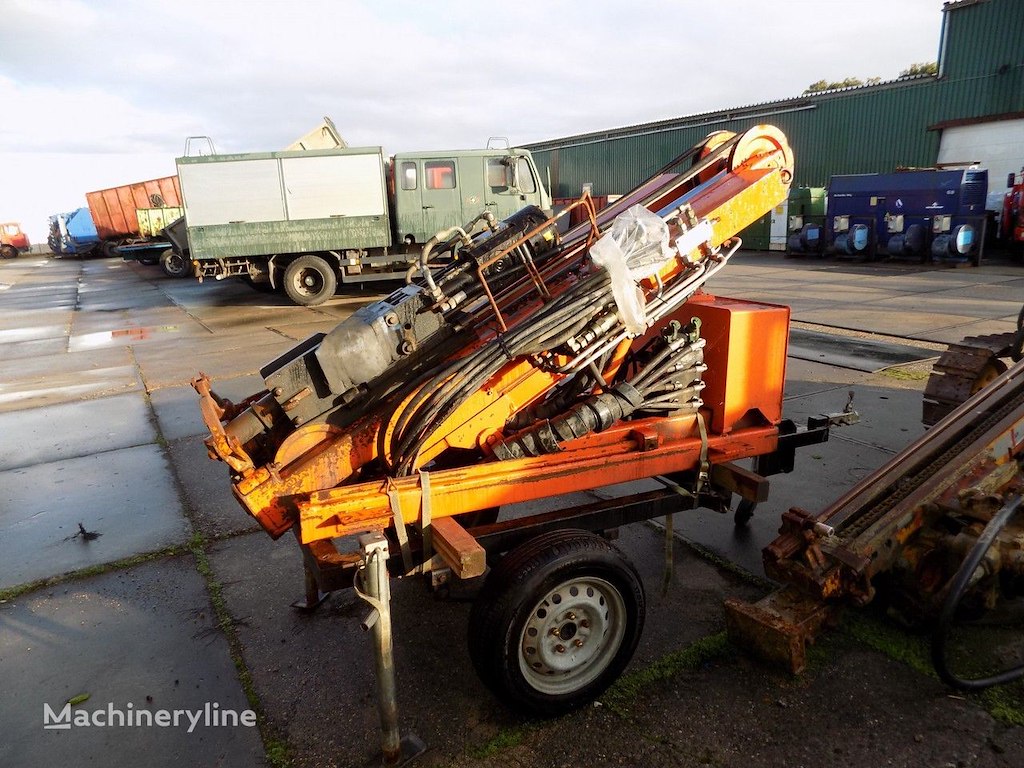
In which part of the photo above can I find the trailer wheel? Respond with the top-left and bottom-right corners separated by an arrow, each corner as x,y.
283,255 -> 337,306
468,530 -> 644,716
160,249 -> 191,278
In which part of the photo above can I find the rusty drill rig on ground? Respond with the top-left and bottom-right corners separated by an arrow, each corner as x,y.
922,303 -> 1024,426
728,352 -> 1024,690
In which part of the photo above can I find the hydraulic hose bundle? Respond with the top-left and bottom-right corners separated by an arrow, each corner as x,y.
384,224 -> 728,475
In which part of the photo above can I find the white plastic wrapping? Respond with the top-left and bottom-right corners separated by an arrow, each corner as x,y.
589,204 -> 675,336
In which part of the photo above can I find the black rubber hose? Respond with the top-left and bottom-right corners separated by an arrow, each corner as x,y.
931,495 -> 1024,691
390,348 -> 502,470
393,283 -> 607,461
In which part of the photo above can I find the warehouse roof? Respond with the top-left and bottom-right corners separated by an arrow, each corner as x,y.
525,74 -> 935,152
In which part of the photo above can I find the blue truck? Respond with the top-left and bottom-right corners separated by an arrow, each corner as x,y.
826,168 -> 988,265
48,207 -> 101,256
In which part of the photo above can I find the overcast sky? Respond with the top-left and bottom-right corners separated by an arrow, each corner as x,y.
1,0 -> 945,245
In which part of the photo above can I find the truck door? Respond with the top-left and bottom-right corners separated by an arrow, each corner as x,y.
483,153 -> 540,221
418,158 -> 462,242
393,156 -> 465,244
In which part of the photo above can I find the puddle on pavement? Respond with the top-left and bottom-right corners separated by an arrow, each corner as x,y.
69,325 -> 181,351
0,367 -> 140,407
0,326 -> 67,343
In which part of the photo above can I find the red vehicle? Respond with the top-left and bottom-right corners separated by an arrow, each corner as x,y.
1,222 -> 30,259
1002,169 -> 1024,253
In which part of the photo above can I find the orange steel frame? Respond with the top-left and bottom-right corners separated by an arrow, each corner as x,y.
220,293 -> 790,545
297,297 -> 790,543
198,126 -> 795,553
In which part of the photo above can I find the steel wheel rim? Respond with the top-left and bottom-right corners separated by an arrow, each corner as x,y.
295,268 -> 324,295
518,576 -> 627,695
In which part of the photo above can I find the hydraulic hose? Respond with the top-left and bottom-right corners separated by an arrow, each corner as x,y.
931,495 -> 1024,691
390,280 -> 613,469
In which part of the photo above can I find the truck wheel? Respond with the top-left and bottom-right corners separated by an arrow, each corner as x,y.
243,276 -> 277,294
0,245 -> 16,259
101,240 -> 120,259
283,255 -> 337,306
467,530 -> 645,716
160,249 -> 191,278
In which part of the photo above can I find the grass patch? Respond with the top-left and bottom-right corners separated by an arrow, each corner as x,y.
839,611 -> 935,678
602,631 -> 733,712
265,738 -> 291,767
879,367 -> 930,381
469,726 -> 528,759
982,685 -> 1024,727
840,610 -> 1024,727
185,532 -> 291,767
463,633 -> 735,759
0,545 -> 186,603
143,379 -> 293,768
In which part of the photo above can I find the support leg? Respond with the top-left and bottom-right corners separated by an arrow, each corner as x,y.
356,532 -> 425,766
290,563 -> 329,613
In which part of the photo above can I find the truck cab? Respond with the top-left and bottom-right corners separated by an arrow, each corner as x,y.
392,149 -> 550,245
0,222 -> 30,259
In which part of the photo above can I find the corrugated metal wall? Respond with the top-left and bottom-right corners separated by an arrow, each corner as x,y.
528,0 -> 1023,203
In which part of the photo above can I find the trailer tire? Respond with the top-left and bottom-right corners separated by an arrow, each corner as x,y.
283,255 -> 337,306
467,529 -> 644,716
160,249 -> 191,278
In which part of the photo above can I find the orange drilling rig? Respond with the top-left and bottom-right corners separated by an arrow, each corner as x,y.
195,124 -> 853,759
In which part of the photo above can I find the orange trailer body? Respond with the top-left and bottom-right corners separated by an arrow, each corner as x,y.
85,175 -> 182,240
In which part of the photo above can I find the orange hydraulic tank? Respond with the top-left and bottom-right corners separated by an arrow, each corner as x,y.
685,293 -> 789,434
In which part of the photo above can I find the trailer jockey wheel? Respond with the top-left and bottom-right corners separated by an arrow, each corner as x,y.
468,530 -> 645,716
734,499 -> 757,527
284,255 -> 337,306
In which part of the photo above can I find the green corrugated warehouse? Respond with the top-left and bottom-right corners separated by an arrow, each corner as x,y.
526,0 -> 1024,250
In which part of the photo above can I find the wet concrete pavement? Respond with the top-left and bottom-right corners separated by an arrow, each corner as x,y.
1,252 -> 1022,767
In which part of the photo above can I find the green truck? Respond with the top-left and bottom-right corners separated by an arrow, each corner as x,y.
171,144 -> 551,305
